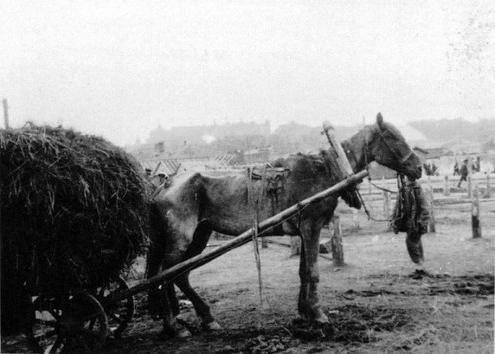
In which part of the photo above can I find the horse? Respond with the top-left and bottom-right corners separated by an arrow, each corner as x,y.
146,113 -> 423,338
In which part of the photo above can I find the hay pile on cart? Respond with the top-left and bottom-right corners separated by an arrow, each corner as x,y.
0,124 -> 149,335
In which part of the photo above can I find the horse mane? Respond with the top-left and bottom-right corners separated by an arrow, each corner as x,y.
273,150 -> 361,209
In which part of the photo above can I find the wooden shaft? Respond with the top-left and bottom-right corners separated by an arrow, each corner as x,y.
322,123 -> 353,176
108,169 -> 369,303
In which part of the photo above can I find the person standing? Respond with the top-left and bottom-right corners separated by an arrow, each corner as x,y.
453,161 -> 460,176
457,159 -> 469,188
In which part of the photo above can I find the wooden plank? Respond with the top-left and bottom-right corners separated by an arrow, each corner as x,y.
108,169 -> 369,303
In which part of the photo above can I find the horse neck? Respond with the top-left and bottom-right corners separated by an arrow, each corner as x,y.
341,127 -> 374,173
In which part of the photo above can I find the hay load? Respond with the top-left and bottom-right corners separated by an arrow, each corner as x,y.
0,124 -> 149,334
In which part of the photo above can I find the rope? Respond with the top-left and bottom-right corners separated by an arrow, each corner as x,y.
367,180 -> 398,194
356,174 -> 404,223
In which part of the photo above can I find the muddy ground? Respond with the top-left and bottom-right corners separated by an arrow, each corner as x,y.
2,195 -> 494,353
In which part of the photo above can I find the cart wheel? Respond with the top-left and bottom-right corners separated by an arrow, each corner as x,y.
96,276 -> 134,338
29,292 -> 108,353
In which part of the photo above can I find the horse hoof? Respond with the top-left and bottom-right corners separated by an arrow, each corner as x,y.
203,321 -> 222,331
176,327 -> 192,339
314,312 -> 329,324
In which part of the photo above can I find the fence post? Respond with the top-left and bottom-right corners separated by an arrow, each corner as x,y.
467,175 -> 472,198
485,174 -> 491,198
261,238 -> 268,248
444,175 -> 450,196
330,215 -> 344,266
426,186 -> 436,233
352,208 -> 360,231
290,237 -> 301,256
472,184 -> 482,238
383,191 -> 391,230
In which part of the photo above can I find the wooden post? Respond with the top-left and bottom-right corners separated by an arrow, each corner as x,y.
485,174 -> 491,198
352,208 -> 360,231
467,175 -> 472,198
426,186 -> 436,233
2,98 -> 9,129
444,175 -> 450,196
330,215 -> 344,266
261,237 -> 268,248
472,184 -> 482,238
383,191 -> 390,230
290,237 -> 301,256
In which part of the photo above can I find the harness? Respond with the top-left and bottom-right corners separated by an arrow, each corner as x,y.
247,166 -> 290,217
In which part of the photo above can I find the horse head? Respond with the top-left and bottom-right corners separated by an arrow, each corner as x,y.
344,113 -> 422,180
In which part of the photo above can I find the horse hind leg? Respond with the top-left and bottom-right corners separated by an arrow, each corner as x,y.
176,220 -> 221,330
175,273 -> 222,331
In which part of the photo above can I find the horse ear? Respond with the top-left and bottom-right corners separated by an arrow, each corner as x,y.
376,112 -> 384,130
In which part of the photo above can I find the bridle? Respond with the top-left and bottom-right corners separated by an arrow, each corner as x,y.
364,123 -> 414,167
344,123 -> 414,222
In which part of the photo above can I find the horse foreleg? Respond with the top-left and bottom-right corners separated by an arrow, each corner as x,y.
175,273 -> 222,331
167,283 -> 180,317
159,284 -> 192,339
297,224 -> 328,324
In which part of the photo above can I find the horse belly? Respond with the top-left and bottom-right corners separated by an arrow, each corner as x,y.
206,202 -> 273,236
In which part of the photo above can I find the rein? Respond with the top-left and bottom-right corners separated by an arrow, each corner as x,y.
355,175 -> 403,222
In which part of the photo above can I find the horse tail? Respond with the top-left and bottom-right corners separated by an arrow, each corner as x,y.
146,201 -> 168,317
145,201 -> 167,279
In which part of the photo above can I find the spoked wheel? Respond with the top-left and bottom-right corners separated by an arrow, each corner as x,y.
29,292 -> 108,353
95,276 -> 134,338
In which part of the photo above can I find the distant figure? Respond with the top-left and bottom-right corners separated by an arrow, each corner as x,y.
453,161 -> 460,176
423,163 -> 429,175
474,156 -> 481,173
431,162 -> 438,176
457,159 -> 469,188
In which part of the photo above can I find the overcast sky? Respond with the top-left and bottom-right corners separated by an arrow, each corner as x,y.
1,0 -> 494,146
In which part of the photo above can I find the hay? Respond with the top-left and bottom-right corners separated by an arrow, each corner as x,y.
0,124 -> 149,333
